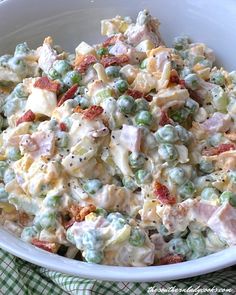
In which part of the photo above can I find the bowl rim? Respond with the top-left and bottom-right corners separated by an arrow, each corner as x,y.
0,228 -> 236,282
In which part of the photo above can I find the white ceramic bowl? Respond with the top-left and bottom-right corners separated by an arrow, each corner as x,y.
0,0 -> 236,282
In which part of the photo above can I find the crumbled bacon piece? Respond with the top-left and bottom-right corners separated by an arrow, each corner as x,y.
33,76 -> 60,92
202,143 -> 236,156
31,239 -> 58,253
169,69 -> 180,84
57,84 -> 78,107
159,110 -> 173,126
159,254 -> 184,265
16,110 -> 36,126
101,54 -> 129,67
144,94 -> 153,102
126,89 -> 143,99
76,55 -> 97,73
69,204 -> 96,222
179,79 -> 186,89
59,122 -> 67,132
154,181 -> 176,205
103,35 -> 123,47
83,105 -> 103,120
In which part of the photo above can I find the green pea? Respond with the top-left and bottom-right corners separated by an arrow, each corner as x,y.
168,107 -> 191,123
21,226 -> 38,242
184,73 -> 200,90
168,238 -> 191,256
155,124 -> 179,143
107,212 -> 126,229
135,98 -> 149,112
48,68 -> 61,80
210,86 -> 228,112
13,83 -> 28,98
208,133 -> 224,147
0,185 -> 8,202
83,179 -> 102,195
6,146 -> 21,161
140,58 -> 148,69
105,66 -> 121,78
74,95 -> 89,109
199,59 -> 213,68
85,249 -> 103,264
228,171 -> 236,183
3,168 -> 15,184
201,187 -> 219,203
53,60 -> 71,75
175,125 -> 191,143
135,169 -> 152,184
169,167 -> 186,185
173,36 -> 189,51
114,79 -> 128,94
199,159 -> 214,173
158,143 -> 178,161
117,95 -> 136,114
180,67 -> 192,79
43,193 -> 61,208
14,42 -> 30,57
63,70 -> 81,87
0,161 -> 8,180
0,54 -> 12,67
186,232 -> 206,258
178,180 -> 196,199
95,208 -> 107,217
37,210 -> 57,230
96,47 -> 108,56
66,227 -> 75,244
158,224 -> 169,236
8,57 -> 26,74
55,131 -> 69,148
129,152 -> 146,170
129,227 -> 146,247
122,176 -> 138,192
82,229 -> 103,250
220,191 -> 236,207
210,71 -> 225,86
185,98 -> 199,114
48,118 -> 58,130
135,110 -> 153,126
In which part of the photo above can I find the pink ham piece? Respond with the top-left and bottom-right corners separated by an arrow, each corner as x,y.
125,10 -> 163,47
120,124 -> 142,152
19,131 -> 55,159
191,201 -> 218,224
37,38 -> 57,74
207,203 -> 236,245
200,112 -> 231,133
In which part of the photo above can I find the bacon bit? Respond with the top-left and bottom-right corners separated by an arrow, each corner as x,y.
159,254 -> 184,265
83,105 -> 103,120
103,35 -> 123,47
179,79 -> 186,89
57,84 -> 78,107
126,89 -> 143,99
169,69 -> 180,84
188,89 -> 203,105
64,217 -> 75,229
16,110 -> 36,126
144,94 -> 153,102
159,110 -> 173,126
33,76 -> 60,93
31,239 -> 58,253
101,54 -> 129,68
73,105 -> 83,113
69,204 -> 96,222
76,55 -> 97,73
59,122 -> 67,132
154,181 -> 176,205
202,143 -> 236,156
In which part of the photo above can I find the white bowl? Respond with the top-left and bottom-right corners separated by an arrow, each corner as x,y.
0,0 -> 236,282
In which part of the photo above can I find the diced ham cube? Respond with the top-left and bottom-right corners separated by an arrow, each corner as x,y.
207,203 -> 236,245
120,124 -> 142,152
201,112 -> 232,133
191,201 -> 218,224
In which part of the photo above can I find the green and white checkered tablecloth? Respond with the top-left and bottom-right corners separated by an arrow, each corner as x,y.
0,248 -> 235,295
